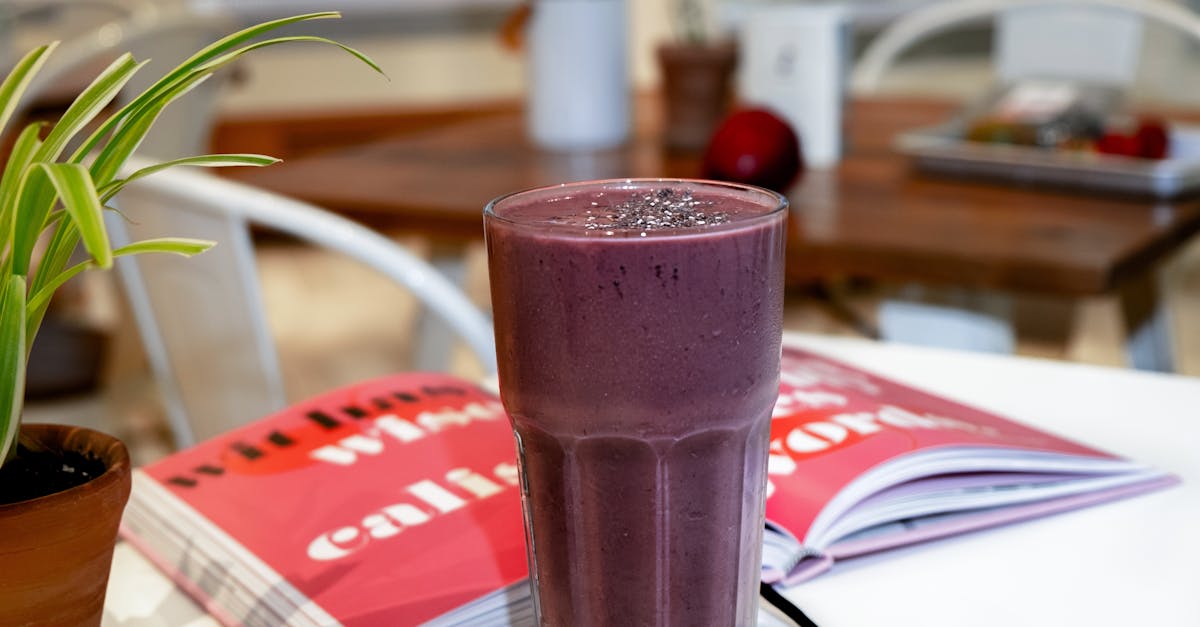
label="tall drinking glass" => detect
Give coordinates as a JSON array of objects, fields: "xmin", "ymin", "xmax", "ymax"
[{"xmin": 484, "ymin": 179, "xmax": 787, "ymax": 625}]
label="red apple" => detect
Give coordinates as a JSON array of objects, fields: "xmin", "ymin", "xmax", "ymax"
[
  {"xmin": 1134, "ymin": 117, "xmax": 1169, "ymax": 160},
  {"xmin": 702, "ymin": 108, "xmax": 803, "ymax": 192}
]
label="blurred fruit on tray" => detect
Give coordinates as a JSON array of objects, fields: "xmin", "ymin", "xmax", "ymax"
[{"xmin": 967, "ymin": 113, "xmax": 1171, "ymax": 160}]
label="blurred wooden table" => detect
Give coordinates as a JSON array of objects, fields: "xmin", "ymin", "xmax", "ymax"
[
  {"xmin": 223, "ymin": 99, "xmax": 700, "ymax": 243},
  {"xmin": 226, "ymin": 97, "xmax": 1200, "ymax": 370}
]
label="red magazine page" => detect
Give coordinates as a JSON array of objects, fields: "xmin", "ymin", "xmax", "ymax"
[
  {"xmin": 764, "ymin": 347, "xmax": 1115, "ymax": 543},
  {"xmin": 139, "ymin": 373, "xmax": 527, "ymax": 626}
]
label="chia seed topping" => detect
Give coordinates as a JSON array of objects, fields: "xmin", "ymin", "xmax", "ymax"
[{"xmin": 583, "ymin": 188, "xmax": 730, "ymax": 235}]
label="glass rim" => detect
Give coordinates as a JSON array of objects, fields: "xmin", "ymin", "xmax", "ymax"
[{"xmin": 483, "ymin": 178, "xmax": 788, "ymax": 236}]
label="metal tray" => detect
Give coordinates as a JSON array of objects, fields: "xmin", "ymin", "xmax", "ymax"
[{"xmin": 895, "ymin": 121, "xmax": 1200, "ymax": 198}]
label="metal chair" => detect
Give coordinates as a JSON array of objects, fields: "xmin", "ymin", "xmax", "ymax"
[
  {"xmin": 109, "ymin": 159, "xmax": 497, "ymax": 447},
  {"xmin": 853, "ymin": 0, "xmax": 1200, "ymax": 95}
]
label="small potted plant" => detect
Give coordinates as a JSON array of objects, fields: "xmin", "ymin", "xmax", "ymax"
[
  {"xmin": 0, "ymin": 12, "xmax": 379, "ymax": 625},
  {"xmin": 658, "ymin": 0, "xmax": 739, "ymax": 152}
]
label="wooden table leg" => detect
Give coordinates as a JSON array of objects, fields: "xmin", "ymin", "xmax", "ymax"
[
  {"xmin": 874, "ymin": 279, "xmax": 1178, "ymax": 373},
  {"xmin": 1118, "ymin": 274, "xmax": 1176, "ymax": 372}
]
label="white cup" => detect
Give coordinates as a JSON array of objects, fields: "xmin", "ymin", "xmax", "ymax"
[
  {"xmin": 738, "ymin": 3, "xmax": 852, "ymax": 169},
  {"xmin": 527, "ymin": 0, "xmax": 630, "ymax": 151}
]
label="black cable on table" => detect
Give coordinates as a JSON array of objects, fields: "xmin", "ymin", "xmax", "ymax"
[{"xmin": 760, "ymin": 582, "xmax": 819, "ymax": 627}]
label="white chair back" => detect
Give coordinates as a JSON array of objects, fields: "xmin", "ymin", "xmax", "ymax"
[
  {"xmin": 996, "ymin": 4, "xmax": 1143, "ymax": 86},
  {"xmin": 109, "ymin": 160, "xmax": 497, "ymax": 447},
  {"xmin": 853, "ymin": 0, "xmax": 1200, "ymax": 94}
]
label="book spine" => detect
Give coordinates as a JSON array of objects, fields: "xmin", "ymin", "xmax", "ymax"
[
  {"xmin": 118, "ymin": 522, "xmax": 247, "ymax": 627},
  {"xmin": 120, "ymin": 504, "xmax": 294, "ymax": 626},
  {"xmin": 122, "ymin": 470, "xmax": 344, "ymax": 627},
  {"xmin": 772, "ymin": 553, "xmax": 835, "ymax": 587}
]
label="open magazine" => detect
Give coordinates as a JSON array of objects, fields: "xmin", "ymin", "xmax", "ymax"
[
  {"xmin": 758, "ymin": 349, "xmax": 1176, "ymax": 585},
  {"xmin": 120, "ymin": 344, "xmax": 1177, "ymax": 626}
]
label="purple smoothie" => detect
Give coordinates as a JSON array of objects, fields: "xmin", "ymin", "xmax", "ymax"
[{"xmin": 484, "ymin": 180, "xmax": 787, "ymax": 626}]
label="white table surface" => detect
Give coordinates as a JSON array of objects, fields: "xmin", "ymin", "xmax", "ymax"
[{"xmin": 104, "ymin": 333, "xmax": 1200, "ymax": 627}]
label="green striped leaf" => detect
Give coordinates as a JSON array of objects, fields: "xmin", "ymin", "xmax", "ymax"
[
  {"xmin": 88, "ymin": 72, "xmax": 214, "ymax": 185},
  {"xmin": 113, "ymin": 237, "xmax": 216, "ymax": 257},
  {"xmin": 22, "ymin": 219, "xmax": 77, "ymax": 347},
  {"xmin": 37, "ymin": 163, "xmax": 111, "ymax": 269},
  {"xmin": 197, "ymin": 35, "xmax": 384, "ymax": 76},
  {"xmin": 86, "ymin": 33, "xmax": 379, "ymax": 178},
  {"xmin": 0, "ymin": 43, "xmax": 57, "ymax": 140},
  {"xmin": 0, "ymin": 123, "xmax": 45, "ymax": 270},
  {"xmin": 99, "ymin": 154, "xmax": 279, "ymax": 202},
  {"xmin": 8, "ymin": 165, "xmax": 55, "ymax": 277},
  {"xmin": 35, "ymin": 54, "xmax": 146, "ymax": 163},
  {"xmin": 26, "ymin": 211, "xmax": 77, "ymax": 296},
  {"xmin": 24, "ymin": 259, "xmax": 87, "ymax": 343},
  {"xmin": 0, "ymin": 274, "xmax": 27, "ymax": 464},
  {"xmin": 25, "ymin": 238, "xmax": 214, "ymax": 322},
  {"xmin": 174, "ymin": 12, "xmax": 343, "ymax": 73},
  {"xmin": 72, "ymin": 12, "xmax": 344, "ymax": 167}
]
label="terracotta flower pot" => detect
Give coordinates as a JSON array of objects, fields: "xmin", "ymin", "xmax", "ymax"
[
  {"xmin": 657, "ymin": 40, "xmax": 739, "ymax": 152},
  {"xmin": 0, "ymin": 424, "xmax": 132, "ymax": 626}
]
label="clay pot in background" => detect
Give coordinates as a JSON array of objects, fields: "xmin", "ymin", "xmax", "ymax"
[
  {"xmin": 657, "ymin": 40, "xmax": 738, "ymax": 152},
  {"xmin": 0, "ymin": 424, "xmax": 132, "ymax": 627}
]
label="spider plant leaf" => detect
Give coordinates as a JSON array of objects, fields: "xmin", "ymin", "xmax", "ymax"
[
  {"xmin": 22, "ymin": 219, "xmax": 77, "ymax": 349},
  {"xmin": 196, "ymin": 35, "xmax": 384, "ymax": 77},
  {"xmin": 37, "ymin": 163, "xmax": 111, "ymax": 269},
  {"xmin": 113, "ymin": 237, "xmax": 215, "ymax": 257},
  {"xmin": 26, "ymin": 215, "xmax": 77, "ymax": 297},
  {"xmin": 0, "ymin": 274, "xmax": 27, "ymax": 464},
  {"xmin": 0, "ymin": 42, "xmax": 57, "ymax": 140},
  {"xmin": 174, "ymin": 11, "xmax": 344, "ymax": 72},
  {"xmin": 85, "ymin": 33, "xmax": 379, "ymax": 175},
  {"xmin": 35, "ymin": 54, "xmax": 147, "ymax": 163},
  {"xmin": 8, "ymin": 165, "xmax": 56, "ymax": 277},
  {"xmin": 98, "ymin": 154, "xmax": 279, "ymax": 202},
  {"xmin": 40, "ymin": 209, "xmax": 64, "ymax": 230},
  {"xmin": 71, "ymin": 12, "xmax": 344, "ymax": 166},
  {"xmin": 24, "ymin": 260, "xmax": 86, "ymax": 341},
  {"xmin": 0, "ymin": 122, "xmax": 44, "ymax": 215},
  {"xmin": 0, "ymin": 123, "xmax": 45, "ymax": 265},
  {"xmin": 84, "ymin": 30, "xmax": 379, "ymax": 176},
  {"xmin": 25, "ymin": 238, "xmax": 214, "ymax": 322},
  {"xmin": 87, "ymin": 72, "xmax": 214, "ymax": 185}
]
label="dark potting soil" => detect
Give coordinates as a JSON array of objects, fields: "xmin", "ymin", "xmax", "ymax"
[{"xmin": 0, "ymin": 445, "xmax": 107, "ymax": 505}]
